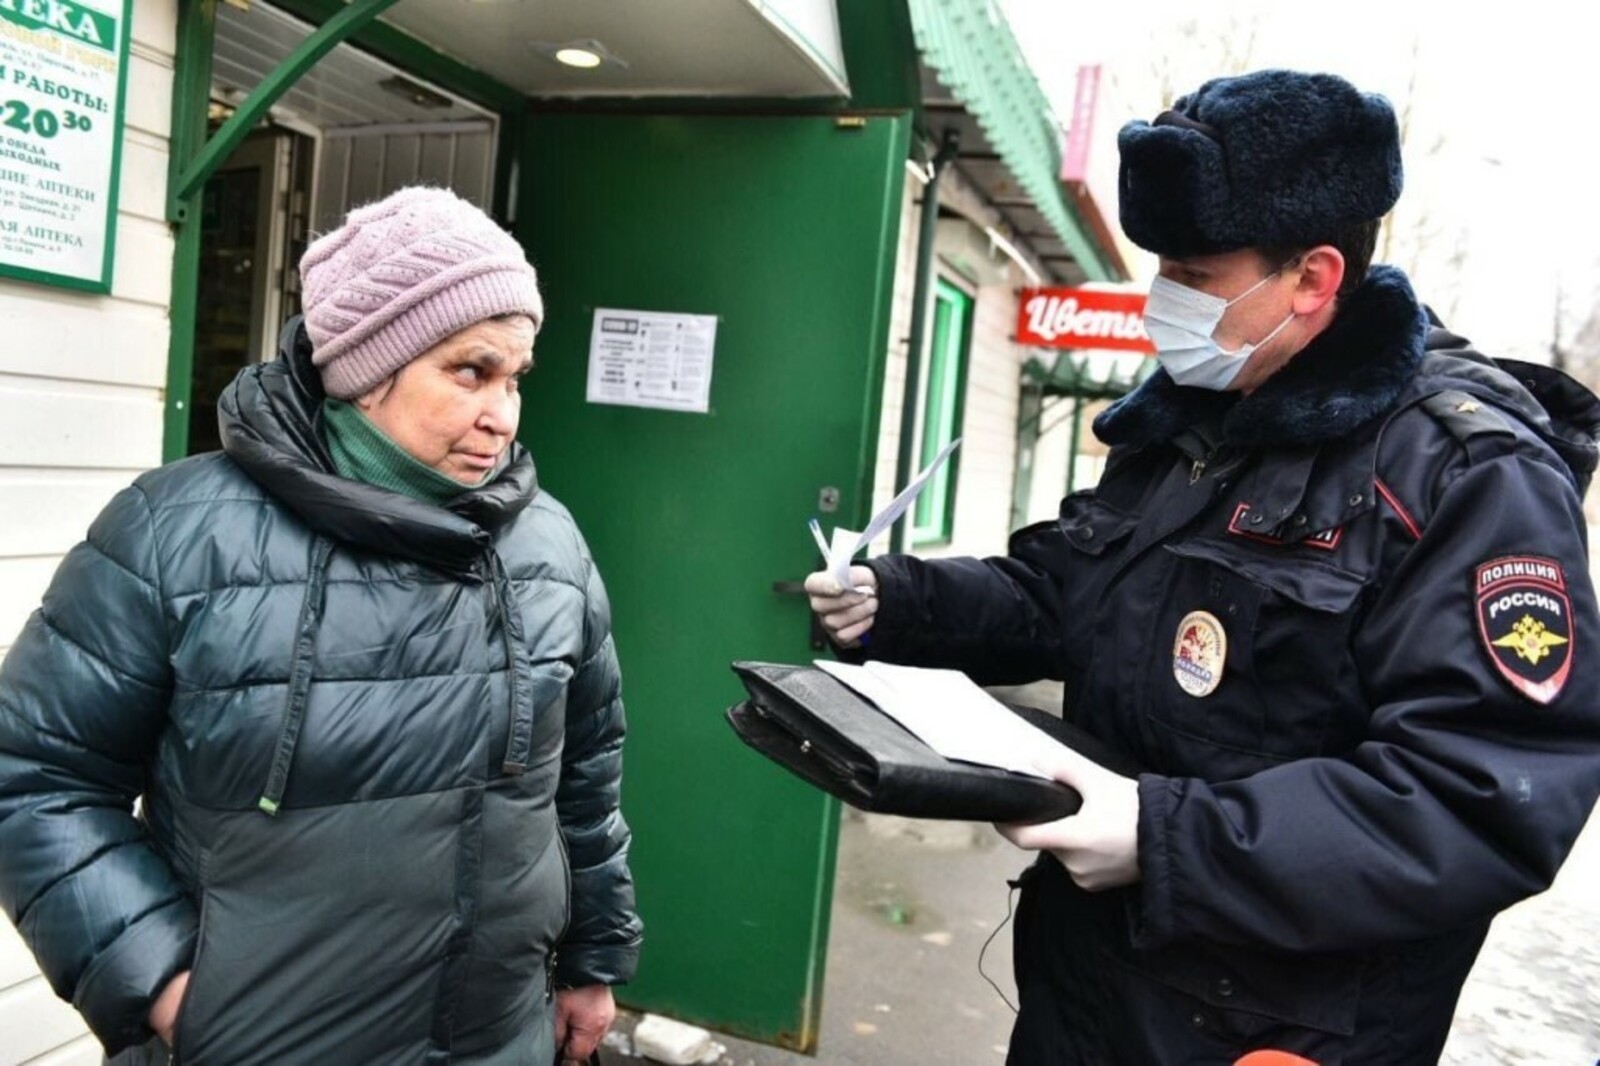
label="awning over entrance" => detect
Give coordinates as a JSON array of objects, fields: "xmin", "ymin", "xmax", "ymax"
[
  {"xmin": 380, "ymin": 0, "xmax": 849, "ymax": 99},
  {"xmin": 214, "ymin": 3, "xmax": 495, "ymax": 130},
  {"xmin": 907, "ymin": 0, "xmax": 1121, "ymax": 283},
  {"xmin": 1024, "ymin": 349, "xmax": 1153, "ymax": 399}
]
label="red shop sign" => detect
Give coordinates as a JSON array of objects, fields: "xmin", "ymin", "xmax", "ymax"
[{"xmin": 1017, "ymin": 287, "xmax": 1155, "ymax": 353}]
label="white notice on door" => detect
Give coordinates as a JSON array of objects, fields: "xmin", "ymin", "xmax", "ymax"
[{"xmin": 586, "ymin": 308, "xmax": 718, "ymax": 413}]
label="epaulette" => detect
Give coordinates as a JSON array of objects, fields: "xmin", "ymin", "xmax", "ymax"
[{"xmin": 1418, "ymin": 390, "xmax": 1514, "ymax": 446}]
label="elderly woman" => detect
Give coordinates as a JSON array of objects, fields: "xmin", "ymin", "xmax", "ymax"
[{"xmin": 0, "ymin": 187, "xmax": 641, "ymax": 1065}]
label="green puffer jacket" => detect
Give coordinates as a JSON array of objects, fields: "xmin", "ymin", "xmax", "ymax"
[{"xmin": 0, "ymin": 319, "xmax": 641, "ymax": 1064}]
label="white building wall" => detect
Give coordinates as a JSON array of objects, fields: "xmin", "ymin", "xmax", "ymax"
[
  {"xmin": 0, "ymin": 2, "xmax": 177, "ymax": 1061},
  {"xmin": 867, "ymin": 171, "xmax": 920, "ymax": 554},
  {"xmin": 869, "ymin": 166, "xmax": 1048, "ymax": 562}
]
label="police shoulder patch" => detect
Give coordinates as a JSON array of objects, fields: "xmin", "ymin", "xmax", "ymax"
[{"xmin": 1475, "ymin": 556, "xmax": 1573, "ymax": 704}]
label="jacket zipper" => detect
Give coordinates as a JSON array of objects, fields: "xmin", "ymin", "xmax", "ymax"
[
  {"xmin": 486, "ymin": 555, "xmax": 533, "ymax": 775},
  {"xmin": 1091, "ymin": 445, "xmax": 1239, "ymax": 726},
  {"xmin": 487, "ymin": 570, "xmax": 515, "ymax": 767}
]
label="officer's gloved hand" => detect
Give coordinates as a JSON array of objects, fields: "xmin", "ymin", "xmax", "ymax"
[
  {"xmin": 804, "ymin": 566, "xmax": 878, "ymax": 649},
  {"xmin": 997, "ymin": 743, "xmax": 1141, "ymax": 891}
]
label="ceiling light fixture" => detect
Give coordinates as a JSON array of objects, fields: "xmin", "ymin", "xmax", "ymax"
[
  {"xmin": 555, "ymin": 48, "xmax": 602, "ymax": 69},
  {"xmin": 531, "ymin": 38, "xmax": 627, "ymax": 71}
]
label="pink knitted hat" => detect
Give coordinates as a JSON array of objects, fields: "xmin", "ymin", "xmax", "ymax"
[{"xmin": 299, "ymin": 186, "xmax": 543, "ymax": 399}]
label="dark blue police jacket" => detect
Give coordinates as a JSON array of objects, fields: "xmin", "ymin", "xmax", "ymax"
[{"xmin": 861, "ymin": 267, "xmax": 1600, "ymax": 1064}]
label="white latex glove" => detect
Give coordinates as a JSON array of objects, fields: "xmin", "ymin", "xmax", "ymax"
[
  {"xmin": 804, "ymin": 566, "xmax": 878, "ymax": 648},
  {"xmin": 997, "ymin": 742, "xmax": 1142, "ymax": 891}
]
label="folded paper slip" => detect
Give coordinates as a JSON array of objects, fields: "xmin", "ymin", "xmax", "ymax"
[{"xmin": 726, "ymin": 661, "xmax": 1135, "ymax": 824}]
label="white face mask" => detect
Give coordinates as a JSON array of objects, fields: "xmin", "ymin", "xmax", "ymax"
[{"xmin": 1143, "ymin": 270, "xmax": 1296, "ymax": 390}]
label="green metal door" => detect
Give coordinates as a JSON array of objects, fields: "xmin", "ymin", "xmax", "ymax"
[{"xmin": 517, "ymin": 112, "xmax": 910, "ymax": 1050}]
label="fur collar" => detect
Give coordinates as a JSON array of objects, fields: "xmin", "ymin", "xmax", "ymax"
[{"xmin": 1094, "ymin": 265, "xmax": 1428, "ymax": 449}]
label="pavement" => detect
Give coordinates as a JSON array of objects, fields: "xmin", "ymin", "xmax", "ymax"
[
  {"xmin": 1439, "ymin": 806, "xmax": 1600, "ymax": 1064},
  {"xmin": 603, "ymin": 808, "xmax": 1027, "ymax": 1066}
]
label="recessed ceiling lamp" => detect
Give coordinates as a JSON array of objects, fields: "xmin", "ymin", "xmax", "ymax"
[
  {"xmin": 531, "ymin": 38, "xmax": 628, "ymax": 71},
  {"xmin": 555, "ymin": 47, "xmax": 602, "ymax": 69}
]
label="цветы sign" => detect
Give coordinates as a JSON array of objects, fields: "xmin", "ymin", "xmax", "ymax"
[{"xmin": 1017, "ymin": 287, "xmax": 1155, "ymax": 353}]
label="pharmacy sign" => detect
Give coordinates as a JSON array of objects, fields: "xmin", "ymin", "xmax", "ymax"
[{"xmin": 0, "ymin": 0, "xmax": 131, "ymax": 292}]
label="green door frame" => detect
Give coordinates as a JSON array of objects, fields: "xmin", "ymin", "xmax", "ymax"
[
  {"xmin": 910, "ymin": 275, "xmax": 973, "ymax": 547},
  {"xmin": 161, "ymin": 0, "xmax": 218, "ymax": 463},
  {"xmin": 162, "ymin": 0, "xmax": 525, "ymax": 461},
  {"xmin": 168, "ymin": 0, "xmax": 402, "ymax": 223}
]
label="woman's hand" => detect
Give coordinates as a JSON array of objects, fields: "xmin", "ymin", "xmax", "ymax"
[
  {"xmin": 554, "ymin": 984, "xmax": 616, "ymax": 1064},
  {"xmin": 149, "ymin": 970, "xmax": 190, "ymax": 1046}
]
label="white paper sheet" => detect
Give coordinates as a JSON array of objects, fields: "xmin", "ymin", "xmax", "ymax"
[
  {"xmin": 811, "ymin": 438, "xmax": 961, "ymax": 592},
  {"xmin": 814, "ymin": 660, "xmax": 1055, "ymax": 778},
  {"xmin": 585, "ymin": 308, "xmax": 717, "ymax": 413}
]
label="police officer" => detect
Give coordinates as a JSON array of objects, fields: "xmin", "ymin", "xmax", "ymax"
[{"xmin": 807, "ymin": 69, "xmax": 1600, "ymax": 1063}]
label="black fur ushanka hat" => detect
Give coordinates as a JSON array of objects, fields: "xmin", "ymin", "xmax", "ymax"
[{"xmin": 1118, "ymin": 69, "xmax": 1402, "ymax": 258}]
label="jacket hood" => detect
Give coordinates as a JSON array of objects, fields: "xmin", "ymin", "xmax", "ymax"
[
  {"xmin": 1420, "ymin": 327, "xmax": 1600, "ymax": 495},
  {"xmin": 218, "ymin": 316, "xmax": 538, "ymax": 575}
]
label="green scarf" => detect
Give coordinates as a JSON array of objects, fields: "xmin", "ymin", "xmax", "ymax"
[{"xmin": 323, "ymin": 398, "xmax": 483, "ymax": 506}]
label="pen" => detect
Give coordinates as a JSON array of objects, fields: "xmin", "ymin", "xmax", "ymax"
[{"xmin": 808, "ymin": 517, "xmax": 830, "ymax": 560}]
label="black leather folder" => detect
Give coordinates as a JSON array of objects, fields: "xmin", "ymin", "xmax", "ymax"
[{"xmin": 726, "ymin": 660, "xmax": 1136, "ymax": 825}]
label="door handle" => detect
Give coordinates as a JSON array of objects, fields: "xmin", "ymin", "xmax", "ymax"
[{"xmin": 772, "ymin": 580, "xmax": 827, "ymax": 651}]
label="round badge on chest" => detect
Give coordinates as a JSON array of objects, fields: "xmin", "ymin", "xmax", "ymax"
[{"xmin": 1173, "ymin": 610, "xmax": 1227, "ymax": 697}]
